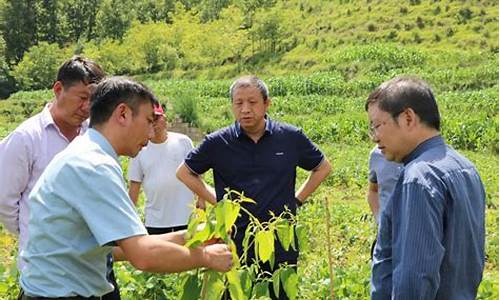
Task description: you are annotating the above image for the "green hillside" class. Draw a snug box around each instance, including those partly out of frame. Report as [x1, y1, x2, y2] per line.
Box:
[0, 0, 498, 96]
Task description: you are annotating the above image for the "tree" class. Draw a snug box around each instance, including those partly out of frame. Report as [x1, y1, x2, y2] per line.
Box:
[35, 0, 58, 43]
[134, 0, 176, 23]
[95, 0, 135, 40]
[198, 0, 231, 22]
[0, 35, 15, 98]
[1, 0, 38, 62]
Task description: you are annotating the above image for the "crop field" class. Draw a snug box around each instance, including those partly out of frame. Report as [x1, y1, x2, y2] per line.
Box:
[0, 45, 498, 299]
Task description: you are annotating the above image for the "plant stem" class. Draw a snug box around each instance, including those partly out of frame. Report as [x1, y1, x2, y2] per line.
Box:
[324, 197, 335, 300]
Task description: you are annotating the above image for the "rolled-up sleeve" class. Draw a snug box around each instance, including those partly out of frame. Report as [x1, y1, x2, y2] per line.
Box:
[0, 131, 31, 235]
[392, 182, 445, 299]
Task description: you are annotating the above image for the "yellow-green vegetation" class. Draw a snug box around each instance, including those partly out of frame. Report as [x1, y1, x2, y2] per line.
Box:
[0, 0, 498, 298]
[0, 0, 498, 97]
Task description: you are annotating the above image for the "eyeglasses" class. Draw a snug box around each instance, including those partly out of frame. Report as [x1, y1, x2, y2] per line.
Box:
[368, 113, 401, 138]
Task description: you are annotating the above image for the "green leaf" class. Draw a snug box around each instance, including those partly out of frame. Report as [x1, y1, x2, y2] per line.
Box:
[238, 268, 253, 297]
[242, 223, 254, 256]
[185, 222, 211, 248]
[240, 195, 257, 204]
[276, 221, 291, 251]
[179, 274, 201, 300]
[252, 281, 270, 298]
[224, 201, 240, 230]
[283, 272, 298, 300]
[226, 269, 245, 300]
[280, 267, 298, 300]
[255, 230, 275, 263]
[272, 268, 281, 297]
[214, 202, 227, 236]
[214, 200, 241, 237]
[295, 223, 308, 252]
[289, 223, 296, 251]
[205, 271, 225, 300]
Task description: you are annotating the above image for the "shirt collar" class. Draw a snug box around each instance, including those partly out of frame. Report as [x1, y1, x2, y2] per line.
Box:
[402, 135, 444, 165]
[40, 103, 55, 128]
[234, 115, 274, 138]
[87, 128, 119, 162]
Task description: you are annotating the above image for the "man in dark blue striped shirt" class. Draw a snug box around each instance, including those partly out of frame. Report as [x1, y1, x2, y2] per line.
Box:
[365, 76, 485, 299]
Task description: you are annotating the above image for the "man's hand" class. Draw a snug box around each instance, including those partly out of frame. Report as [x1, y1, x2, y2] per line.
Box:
[196, 195, 206, 209]
[201, 243, 233, 272]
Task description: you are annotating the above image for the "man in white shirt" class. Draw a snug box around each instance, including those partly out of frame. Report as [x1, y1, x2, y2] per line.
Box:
[128, 103, 195, 234]
[0, 56, 105, 270]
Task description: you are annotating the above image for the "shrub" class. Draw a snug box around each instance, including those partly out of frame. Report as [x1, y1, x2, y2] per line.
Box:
[10, 42, 67, 90]
[170, 87, 200, 126]
[367, 23, 377, 32]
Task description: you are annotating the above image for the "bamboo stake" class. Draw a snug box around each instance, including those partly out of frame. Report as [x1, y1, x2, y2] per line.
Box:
[324, 196, 334, 300]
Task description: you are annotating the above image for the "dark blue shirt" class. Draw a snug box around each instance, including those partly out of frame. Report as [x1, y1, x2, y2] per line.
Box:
[184, 117, 324, 262]
[371, 136, 485, 300]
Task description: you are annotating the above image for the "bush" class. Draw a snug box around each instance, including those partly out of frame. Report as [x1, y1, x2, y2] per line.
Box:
[170, 87, 200, 126]
[10, 42, 67, 90]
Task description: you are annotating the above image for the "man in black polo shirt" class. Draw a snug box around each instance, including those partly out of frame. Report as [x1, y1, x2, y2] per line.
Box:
[176, 75, 331, 299]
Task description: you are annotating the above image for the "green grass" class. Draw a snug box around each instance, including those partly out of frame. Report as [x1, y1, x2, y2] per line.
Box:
[0, 40, 497, 299]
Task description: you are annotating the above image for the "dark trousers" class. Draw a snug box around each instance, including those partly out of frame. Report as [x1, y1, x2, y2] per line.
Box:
[102, 255, 120, 300]
[146, 225, 187, 235]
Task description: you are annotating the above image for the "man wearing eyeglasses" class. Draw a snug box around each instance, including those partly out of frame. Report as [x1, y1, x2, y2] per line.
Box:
[366, 76, 485, 300]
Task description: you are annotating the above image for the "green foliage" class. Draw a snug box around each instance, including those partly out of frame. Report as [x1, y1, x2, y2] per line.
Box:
[10, 42, 68, 90]
[170, 87, 200, 126]
[95, 0, 135, 40]
[179, 191, 300, 299]
[1, 0, 37, 62]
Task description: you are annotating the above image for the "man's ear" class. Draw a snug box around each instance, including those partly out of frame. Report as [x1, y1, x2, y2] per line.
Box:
[53, 81, 63, 98]
[114, 103, 130, 126]
[401, 108, 419, 130]
[265, 97, 272, 109]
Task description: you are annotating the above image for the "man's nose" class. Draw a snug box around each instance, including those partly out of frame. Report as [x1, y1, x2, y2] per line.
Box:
[370, 133, 379, 143]
[241, 102, 251, 112]
[81, 98, 90, 113]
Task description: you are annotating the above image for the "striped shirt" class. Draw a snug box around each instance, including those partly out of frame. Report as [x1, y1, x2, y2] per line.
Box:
[371, 135, 485, 300]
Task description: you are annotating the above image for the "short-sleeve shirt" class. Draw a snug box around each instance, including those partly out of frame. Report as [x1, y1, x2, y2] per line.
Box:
[128, 132, 194, 228]
[184, 117, 324, 262]
[368, 147, 403, 218]
[20, 129, 147, 297]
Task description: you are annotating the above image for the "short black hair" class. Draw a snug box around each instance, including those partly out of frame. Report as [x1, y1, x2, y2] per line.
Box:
[365, 76, 441, 130]
[56, 55, 105, 88]
[90, 77, 158, 127]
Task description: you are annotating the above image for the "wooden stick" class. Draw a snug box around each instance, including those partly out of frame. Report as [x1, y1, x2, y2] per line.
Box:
[324, 196, 335, 300]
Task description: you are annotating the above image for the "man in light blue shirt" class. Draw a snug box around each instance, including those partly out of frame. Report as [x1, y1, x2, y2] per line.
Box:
[366, 76, 485, 299]
[19, 77, 233, 299]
